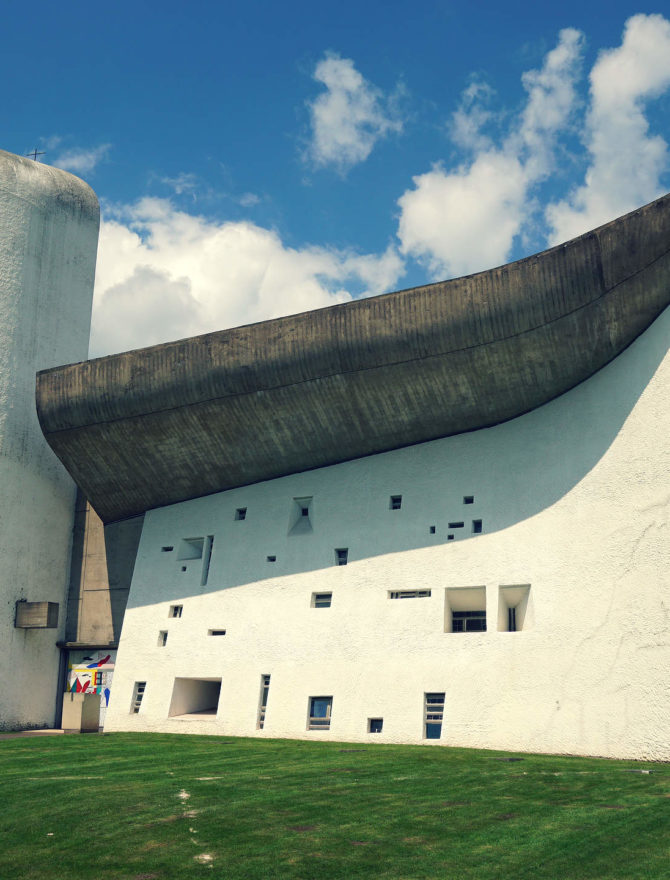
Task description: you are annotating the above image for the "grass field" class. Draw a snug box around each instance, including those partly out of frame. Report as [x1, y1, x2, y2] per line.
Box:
[0, 733, 668, 880]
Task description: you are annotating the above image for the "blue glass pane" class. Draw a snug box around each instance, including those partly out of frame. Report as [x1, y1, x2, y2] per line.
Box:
[425, 723, 442, 739]
[311, 698, 330, 718]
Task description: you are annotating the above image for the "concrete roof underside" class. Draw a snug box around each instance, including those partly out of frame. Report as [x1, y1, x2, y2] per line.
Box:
[37, 194, 670, 524]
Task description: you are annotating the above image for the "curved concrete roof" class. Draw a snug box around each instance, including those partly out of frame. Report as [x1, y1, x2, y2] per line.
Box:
[37, 194, 670, 524]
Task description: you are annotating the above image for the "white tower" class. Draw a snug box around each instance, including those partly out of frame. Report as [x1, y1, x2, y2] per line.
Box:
[0, 150, 99, 730]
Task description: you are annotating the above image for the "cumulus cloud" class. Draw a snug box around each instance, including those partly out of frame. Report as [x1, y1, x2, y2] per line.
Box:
[306, 53, 404, 172]
[397, 28, 584, 278]
[52, 143, 111, 175]
[546, 14, 670, 244]
[90, 198, 404, 357]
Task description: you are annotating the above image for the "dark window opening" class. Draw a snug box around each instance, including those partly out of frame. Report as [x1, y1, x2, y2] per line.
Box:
[158, 631, 168, 647]
[448, 521, 464, 529]
[313, 592, 332, 608]
[429, 526, 436, 534]
[235, 508, 247, 521]
[267, 555, 277, 563]
[472, 519, 483, 534]
[308, 696, 332, 730]
[368, 718, 383, 733]
[131, 681, 146, 714]
[161, 546, 174, 552]
[508, 607, 517, 632]
[258, 674, 270, 729]
[335, 548, 348, 566]
[447, 534, 454, 541]
[452, 610, 487, 632]
[208, 629, 226, 636]
[390, 495, 402, 510]
[170, 605, 183, 618]
[463, 496, 474, 504]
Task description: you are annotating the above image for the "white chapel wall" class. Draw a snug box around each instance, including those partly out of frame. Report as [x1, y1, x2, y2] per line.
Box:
[0, 151, 99, 730]
[105, 305, 670, 759]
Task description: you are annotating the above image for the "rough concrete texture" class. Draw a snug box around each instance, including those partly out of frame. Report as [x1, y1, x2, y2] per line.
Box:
[104, 305, 670, 760]
[65, 490, 143, 646]
[37, 193, 670, 524]
[0, 150, 99, 730]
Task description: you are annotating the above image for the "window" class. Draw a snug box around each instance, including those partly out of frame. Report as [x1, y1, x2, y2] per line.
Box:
[335, 548, 348, 566]
[390, 495, 402, 510]
[448, 521, 464, 529]
[424, 692, 444, 739]
[312, 592, 332, 608]
[472, 519, 483, 534]
[289, 497, 313, 535]
[463, 496, 474, 504]
[200, 535, 214, 586]
[158, 631, 168, 647]
[445, 586, 486, 633]
[161, 546, 174, 552]
[257, 674, 270, 729]
[207, 629, 226, 636]
[429, 526, 436, 534]
[169, 605, 183, 618]
[389, 590, 431, 599]
[308, 696, 332, 730]
[368, 718, 383, 733]
[452, 610, 486, 632]
[498, 585, 531, 632]
[168, 678, 221, 718]
[235, 507, 247, 521]
[267, 555, 277, 563]
[177, 537, 204, 560]
[131, 681, 146, 713]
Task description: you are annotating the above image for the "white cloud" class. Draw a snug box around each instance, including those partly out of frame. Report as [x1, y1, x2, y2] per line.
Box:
[546, 14, 670, 244]
[161, 172, 198, 196]
[90, 198, 404, 357]
[52, 143, 111, 175]
[397, 28, 583, 278]
[306, 53, 404, 172]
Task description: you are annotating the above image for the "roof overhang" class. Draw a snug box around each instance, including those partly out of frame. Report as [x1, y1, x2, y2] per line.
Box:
[37, 194, 670, 524]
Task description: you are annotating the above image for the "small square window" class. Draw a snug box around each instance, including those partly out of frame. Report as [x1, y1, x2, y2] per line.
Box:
[308, 696, 332, 730]
[472, 519, 483, 534]
[169, 605, 183, 618]
[158, 631, 168, 647]
[301, 506, 309, 517]
[368, 718, 383, 733]
[335, 548, 348, 566]
[235, 508, 247, 521]
[267, 555, 277, 563]
[463, 496, 474, 505]
[390, 495, 402, 510]
[447, 534, 454, 541]
[429, 526, 436, 534]
[312, 592, 332, 608]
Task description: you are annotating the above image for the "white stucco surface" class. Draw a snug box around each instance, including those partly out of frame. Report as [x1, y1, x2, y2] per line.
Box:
[105, 306, 670, 759]
[0, 151, 99, 729]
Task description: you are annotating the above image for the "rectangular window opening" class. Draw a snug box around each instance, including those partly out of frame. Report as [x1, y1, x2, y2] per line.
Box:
[308, 696, 332, 730]
[498, 585, 531, 632]
[472, 519, 483, 534]
[429, 525, 436, 534]
[289, 497, 313, 535]
[445, 586, 486, 633]
[267, 555, 277, 563]
[208, 629, 226, 636]
[235, 508, 247, 521]
[201, 535, 214, 586]
[161, 546, 174, 552]
[158, 630, 168, 647]
[335, 548, 348, 566]
[131, 681, 146, 714]
[424, 692, 444, 739]
[168, 678, 221, 718]
[169, 605, 183, 618]
[312, 592, 332, 608]
[257, 674, 270, 730]
[177, 537, 204, 560]
[448, 521, 464, 529]
[368, 718, 383, 733]
[390, 495, 402, 510]
[389, 590, 431, 599]
[463, 496, 474, 505]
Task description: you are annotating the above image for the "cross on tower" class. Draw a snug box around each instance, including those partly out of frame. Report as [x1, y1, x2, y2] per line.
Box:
[26, 148, 45, 162]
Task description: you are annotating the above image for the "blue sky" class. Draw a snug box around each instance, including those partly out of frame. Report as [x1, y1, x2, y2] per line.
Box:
[3, 2, 670, 355]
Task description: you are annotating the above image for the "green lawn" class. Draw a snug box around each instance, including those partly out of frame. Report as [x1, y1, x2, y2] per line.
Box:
[0, 734, 668, 880]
